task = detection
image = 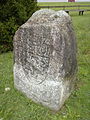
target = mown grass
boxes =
[38,2,90,12]
[0,2,90,120]
[38,2,90,6]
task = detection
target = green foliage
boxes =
[0,17,18,52]
[0,0,39,53]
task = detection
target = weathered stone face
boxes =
[13,9,77,111]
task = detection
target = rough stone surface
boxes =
[13,9,77,111]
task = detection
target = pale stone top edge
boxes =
[21,9,71,28]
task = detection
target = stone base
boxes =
[14,64,75,111]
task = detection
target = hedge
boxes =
[0,0,39,53]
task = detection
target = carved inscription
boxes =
[15,26,53,76]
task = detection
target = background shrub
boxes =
[0,0,39,53]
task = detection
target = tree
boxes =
[0,0,39,53]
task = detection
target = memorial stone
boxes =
[14,9,77,111]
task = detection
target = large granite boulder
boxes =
[13,9,77,111]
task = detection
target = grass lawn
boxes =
[0,2,90,120]
[38,2,90,11]
[38,2,90,6]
